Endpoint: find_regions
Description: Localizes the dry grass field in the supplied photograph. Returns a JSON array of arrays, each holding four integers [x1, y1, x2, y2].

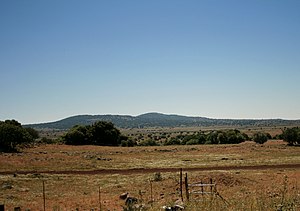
[[1, 140, 300, 210]]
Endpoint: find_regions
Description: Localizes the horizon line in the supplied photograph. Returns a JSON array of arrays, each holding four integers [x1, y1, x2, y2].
[[23, 111, 300, 125]]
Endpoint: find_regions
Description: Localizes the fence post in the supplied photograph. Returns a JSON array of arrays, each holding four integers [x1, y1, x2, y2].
[[201, 180, 204, 196], [99, 186, 102, 211], [185, 173, 189, 201], [0, 204, 4, 211], [180, 168, 183, 201], [149, 179, 153, 204], [210, 178, 213, 193], [42, 180, 46, 211]]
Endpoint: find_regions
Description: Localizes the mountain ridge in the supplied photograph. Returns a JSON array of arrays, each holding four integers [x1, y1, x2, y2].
[[26, 112, 300, 129]]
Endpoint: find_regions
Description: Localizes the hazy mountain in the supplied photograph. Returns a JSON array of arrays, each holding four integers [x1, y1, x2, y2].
[[26, 112, 300, 130]]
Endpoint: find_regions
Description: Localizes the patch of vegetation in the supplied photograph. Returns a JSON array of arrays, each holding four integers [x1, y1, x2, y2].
[[0, 120, 39, 152], [282, 127, 300, 145], [62, 121, 128, 146], [138, 139, 159, 146], [153, 172, 162, 182], [163, 129, 248, 146], [252, 132, 269, 144]]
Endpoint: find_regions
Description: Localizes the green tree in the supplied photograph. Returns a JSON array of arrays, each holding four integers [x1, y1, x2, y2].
[[164, 137, 181, 145], [0, 120, 36, 152], [282, 127, 300, 146], [253, 132, 268, 144], [63, 128, 87, 145], [138, 139, 158, 146], [186, 139, 200, 145], [206, 131, 219, 144], [62, 121, 122, 146], [89, 121, 121, 146], [217, 132, 227, 144], [25, 127, 40, 139], [120, 139, 137, 147]]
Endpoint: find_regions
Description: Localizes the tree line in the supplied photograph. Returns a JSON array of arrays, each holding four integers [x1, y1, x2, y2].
[[143, 129, 269, 146], [1, 119, 300, 152]]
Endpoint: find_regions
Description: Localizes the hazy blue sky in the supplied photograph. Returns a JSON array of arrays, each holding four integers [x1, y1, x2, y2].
[[1, 0, 300, 124]]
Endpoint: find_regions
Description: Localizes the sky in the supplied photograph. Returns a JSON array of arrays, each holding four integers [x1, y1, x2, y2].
[[1, 0, 300, 124]]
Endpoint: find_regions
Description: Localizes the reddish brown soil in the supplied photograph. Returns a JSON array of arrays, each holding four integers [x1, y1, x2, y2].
[[1, 163, 300, 175]]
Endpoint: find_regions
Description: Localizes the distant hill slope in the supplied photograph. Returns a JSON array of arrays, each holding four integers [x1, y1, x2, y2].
[[26, 112, 300, 129]]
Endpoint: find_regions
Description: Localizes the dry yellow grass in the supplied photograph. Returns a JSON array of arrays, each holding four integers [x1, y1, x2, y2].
[[1, 140, 300, 210], [1, 140, 300, 172]]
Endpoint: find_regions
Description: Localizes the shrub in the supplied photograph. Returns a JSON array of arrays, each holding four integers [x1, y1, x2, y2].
[[120, 139, 137, 147], [62, 121, 123, 146], [186, 139, 200, 145], [153, 172, 162, 181], [282, 127, 300, 146], [253, 132, 268, 144], [0, 120, 38, 152], [164, 138, 181, 145], [138, 139, 158, 146]]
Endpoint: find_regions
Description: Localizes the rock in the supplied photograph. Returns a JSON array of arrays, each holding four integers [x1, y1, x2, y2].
[[119, 192, 128, 200], [125, 197, 138, 206], [175, 199, 184, 207], [162, 205, 185, 211], [221, 157, 229, 160], [1, 182, 13, 190], [19, 188, 30, 192]]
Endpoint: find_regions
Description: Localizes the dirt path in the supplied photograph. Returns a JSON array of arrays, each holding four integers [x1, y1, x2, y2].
[[1, 163, 300, 175]]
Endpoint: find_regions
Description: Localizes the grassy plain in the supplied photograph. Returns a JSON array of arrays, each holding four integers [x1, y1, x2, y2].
[[1, 134, 300, 210]]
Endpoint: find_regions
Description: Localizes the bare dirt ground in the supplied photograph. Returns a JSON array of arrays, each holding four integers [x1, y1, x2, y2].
[[1, 163, 300, 175]]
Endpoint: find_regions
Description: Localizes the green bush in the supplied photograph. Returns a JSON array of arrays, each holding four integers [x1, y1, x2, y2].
[[164, 138, 181, 145], [153, 172, 162, 181], [138, 139, 158, 146], [186, 139, 200, 145], [62, 121, 123, 146], [253, 132, 268, 144], [120, 139, 137, 147], [282, 127, 300, 145], [0, 120, 38, 152]]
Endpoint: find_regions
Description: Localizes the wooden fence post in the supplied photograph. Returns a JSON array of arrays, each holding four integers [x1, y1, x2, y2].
[[210, 178, 213, 200], [185, 173, 189, 201], [42, 180, 46, 211], [0, 204, 4, 211], [99, 186, 102, 211], [201, 180, 204, 196], [180, 168, 183, 201], [149, 179, 153, 204]]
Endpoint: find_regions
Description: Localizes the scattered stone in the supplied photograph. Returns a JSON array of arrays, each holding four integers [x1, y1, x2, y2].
[[221, 157, 229, 160], [119, 192, 129, 200], [6, 195, 14, 200], [162, 205, 185, 211], [83, 154, 95, 159], [19, 188, 30, 192], [1, 181, 13, 190], [97, 157, 112, 161], [125, 196, 138, 206], [175, 199, 184, 208]]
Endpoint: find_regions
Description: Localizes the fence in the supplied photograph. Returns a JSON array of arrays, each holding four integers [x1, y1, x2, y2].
[[178, 168, 228, 205], [1, 169, 227, 210]]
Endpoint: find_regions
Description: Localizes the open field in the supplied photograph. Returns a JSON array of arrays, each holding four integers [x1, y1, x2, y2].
[[1, 140, 300, 210]]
